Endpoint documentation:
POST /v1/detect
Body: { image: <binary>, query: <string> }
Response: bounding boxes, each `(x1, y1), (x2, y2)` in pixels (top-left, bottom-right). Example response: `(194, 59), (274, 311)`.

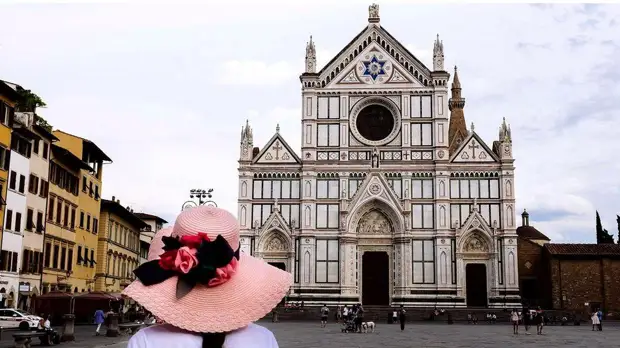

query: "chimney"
(112, 195), (115, 202)
(521, 209), (530, 227)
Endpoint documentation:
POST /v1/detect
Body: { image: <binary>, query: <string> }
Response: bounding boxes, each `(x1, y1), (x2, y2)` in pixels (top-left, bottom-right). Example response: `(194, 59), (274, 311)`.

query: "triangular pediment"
(319, 25), (432, 89)
(451, 132), (499, 163)
(347, 171), (403, 214)
(459, 207), (494, 236)
(253, 133), (301, 165)
(259, 207), (292, 236)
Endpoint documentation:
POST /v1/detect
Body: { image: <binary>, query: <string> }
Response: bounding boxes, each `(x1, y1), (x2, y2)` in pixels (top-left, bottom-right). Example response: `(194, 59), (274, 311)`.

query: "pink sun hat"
(123, 206), (292, 333)
(146, 226), (173, 261)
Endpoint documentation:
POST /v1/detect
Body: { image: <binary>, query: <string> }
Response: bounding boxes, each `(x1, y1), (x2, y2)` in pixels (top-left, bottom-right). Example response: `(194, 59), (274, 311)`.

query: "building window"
(60, 247), (67, 271)
(451, 239), (457, 284)
(50, 161), (79, 196)
(36, 211), (44, 232)
(70, 208), (76, 229)
(251, 204), (272, 228)
(33, 139), (40, 155)
(412, 240), (435, 284)
(11, 134), (32, 157)
(450, 204), (500, 228)
(93, 218), (98, 234)
(14, 212), (21, 232)
(450, 179), (500, 199)
(79, 211), (84, 228)
(410, 123), (433, 146)
(68, 249), (73, 271)
(252, 180), (300, 199)
(497, 239), (504, 285)
(250, 237), (255, 256)
(316, 204), (339, 229)
(278, 204), (300, 228)
(387, 178), (402, 198)
(316, 179), (339, 199)
(52, 245), (59, 269)
(0, 147), (9, 171)
(412, 179), (433, 199)
(315, 239), (339, 283)
(90, 249), (95, 268)
(44, 243), (51, 267)
(82, 176), (87, 192)
(42, 142), (49, 159)
(77, 246), (82, 265)
(94, 185), (99, 200)
(26, 209), (34, 231)
(0, 250), (19, 272)
(9, 170), (16, 190)
(28, 174), (38, 194)
(86, 214), (91, 231)
(5, 209), (12, 230)
(317, 124), (339, 147)
(294, 238), (300, 283)
(18, 174), (25, 194)
(55, 200), (62, 224)
(348, 179), (363, 199)
(39, 180), (48, 198)
(63, 204), (69, 228)
(411, 204), (434, 228)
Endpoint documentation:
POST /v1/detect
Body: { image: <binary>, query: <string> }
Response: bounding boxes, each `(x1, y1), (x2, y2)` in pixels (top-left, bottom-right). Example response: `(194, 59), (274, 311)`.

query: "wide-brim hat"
(122, 206), (292, 333)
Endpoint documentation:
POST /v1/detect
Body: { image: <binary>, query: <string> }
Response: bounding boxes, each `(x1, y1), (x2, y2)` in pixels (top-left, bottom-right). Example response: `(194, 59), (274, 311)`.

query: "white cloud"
(218, 61), (298, 85)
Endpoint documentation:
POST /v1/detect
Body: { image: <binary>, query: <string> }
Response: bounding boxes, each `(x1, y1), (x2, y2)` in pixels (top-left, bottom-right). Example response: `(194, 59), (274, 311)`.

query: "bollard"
(106, 313), (120, 337)
(61, 314), (76, 342)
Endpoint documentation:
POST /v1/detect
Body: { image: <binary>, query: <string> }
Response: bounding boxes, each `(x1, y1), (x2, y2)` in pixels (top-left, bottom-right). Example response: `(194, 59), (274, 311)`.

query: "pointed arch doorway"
(362, 251), (390, 305)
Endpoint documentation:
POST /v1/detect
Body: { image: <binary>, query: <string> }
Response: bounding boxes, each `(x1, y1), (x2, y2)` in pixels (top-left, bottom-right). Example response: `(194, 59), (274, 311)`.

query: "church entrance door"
(466, 263), (487, 307)
(268, 262), (286, 271)
(362, 252), (389, 305)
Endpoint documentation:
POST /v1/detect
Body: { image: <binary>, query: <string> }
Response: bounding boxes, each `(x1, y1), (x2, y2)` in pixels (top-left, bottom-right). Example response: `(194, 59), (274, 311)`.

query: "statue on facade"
(371, 148), (380, 168)
(369, 3), (380, 19)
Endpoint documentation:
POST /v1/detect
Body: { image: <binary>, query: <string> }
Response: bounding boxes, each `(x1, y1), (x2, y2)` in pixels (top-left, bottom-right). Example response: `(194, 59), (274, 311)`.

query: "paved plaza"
(1, 321), (617, 348)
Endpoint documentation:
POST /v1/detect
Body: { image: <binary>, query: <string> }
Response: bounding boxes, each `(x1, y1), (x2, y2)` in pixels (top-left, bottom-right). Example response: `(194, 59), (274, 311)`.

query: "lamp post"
(181, 188), (217, 211)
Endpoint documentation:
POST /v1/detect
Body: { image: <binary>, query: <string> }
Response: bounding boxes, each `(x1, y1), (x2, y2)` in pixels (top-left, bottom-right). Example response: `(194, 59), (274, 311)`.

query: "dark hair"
(201, 332), (226, 348)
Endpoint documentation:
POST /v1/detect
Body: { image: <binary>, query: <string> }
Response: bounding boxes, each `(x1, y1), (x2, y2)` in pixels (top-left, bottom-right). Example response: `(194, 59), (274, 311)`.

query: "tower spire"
(448, 66), (468, 155)
(305, 35), (316, 73)
(433, 34), (444, 71)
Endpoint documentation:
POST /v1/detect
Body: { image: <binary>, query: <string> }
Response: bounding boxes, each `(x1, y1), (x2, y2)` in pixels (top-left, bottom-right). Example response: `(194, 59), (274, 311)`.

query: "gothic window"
(411, 179), (433, 199)
(317, 124), (339, 147)
(450, 179), (500, 199)
(253, 180), (300, 199)
(410, 96), (432, 118)
(251, 204), (272, 228)
(497, 239), (504, 285)
(279, 204), (300, 228)
(348, 179), (363, 198)
(316, 204), (339, 229)
(387, 179), (402, 198)
(294, 238), (300, 283)
(411, 204), (434, 229)
(317, 179), (339, 199)
(315, 239), (339, 283)
(450, 204), (500, 228)
(317, 97), (339, 119)
(240, 181), (247, 197)
(410, 123), (432, 146)
(412, 240), (435, 284)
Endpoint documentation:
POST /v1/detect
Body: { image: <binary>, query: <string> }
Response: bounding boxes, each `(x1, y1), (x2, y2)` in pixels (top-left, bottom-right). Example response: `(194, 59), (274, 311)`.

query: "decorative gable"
(346, 171), (403, 214)
(318, 25), (433, 89)
(258, 205), (293, 237)
(451, 132), (498, 163)
(253, 133), (301, 165)
(457, 205), (497, 254)
(328, 44), (426, 89)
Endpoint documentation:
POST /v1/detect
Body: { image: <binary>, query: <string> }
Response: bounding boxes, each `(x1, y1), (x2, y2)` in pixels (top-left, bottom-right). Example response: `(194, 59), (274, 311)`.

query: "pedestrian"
(399, 305), (406, 331)
(535, 307), (544, 335)
(124, 207), (292, 348)
(596, 308), (603, 331)
(320, 304), (329, 328)
(523, 307), (531, 334)
(94, 308), (105, 336)
(510, 308), (519, 334)
(591, 311), (600, 331)
(392, 310), (398, 324)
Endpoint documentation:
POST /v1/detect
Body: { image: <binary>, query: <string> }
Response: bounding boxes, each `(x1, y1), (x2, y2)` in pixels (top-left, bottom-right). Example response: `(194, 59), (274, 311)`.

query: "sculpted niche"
(356, 210), (393, 235)
(463, 233), (488, 253)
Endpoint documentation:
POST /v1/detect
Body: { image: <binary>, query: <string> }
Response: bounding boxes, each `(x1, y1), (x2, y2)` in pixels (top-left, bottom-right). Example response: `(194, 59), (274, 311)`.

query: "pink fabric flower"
(208, 257), (239, 287)
(175, 247), (198, 274)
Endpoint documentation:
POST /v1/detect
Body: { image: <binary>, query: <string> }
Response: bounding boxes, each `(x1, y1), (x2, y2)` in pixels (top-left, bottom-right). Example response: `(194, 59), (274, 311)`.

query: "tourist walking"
(94, 308), (105, 336)
(535, 307), (544, 335)
(596, 308), (603, 331)
(320, 304), (329, 328)
(399, 305), (407, 331)
(510, 309), (519, 334)
(591, 311), (600, 331)
(124, 207), (293, 348)
(523, 307), (531, 334)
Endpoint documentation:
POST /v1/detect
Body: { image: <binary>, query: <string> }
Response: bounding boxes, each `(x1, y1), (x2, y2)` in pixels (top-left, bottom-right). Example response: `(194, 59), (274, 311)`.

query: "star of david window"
(362, 55), (387, 81)
(356, 104), (395, 142)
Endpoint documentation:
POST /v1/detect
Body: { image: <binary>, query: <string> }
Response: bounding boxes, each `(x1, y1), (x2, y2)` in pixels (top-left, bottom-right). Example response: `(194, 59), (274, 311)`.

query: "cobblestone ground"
(4, 321), (618, 347)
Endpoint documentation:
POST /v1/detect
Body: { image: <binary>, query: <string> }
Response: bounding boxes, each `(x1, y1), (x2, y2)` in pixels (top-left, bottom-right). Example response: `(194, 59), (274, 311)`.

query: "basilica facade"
(237, 5), (520, 308)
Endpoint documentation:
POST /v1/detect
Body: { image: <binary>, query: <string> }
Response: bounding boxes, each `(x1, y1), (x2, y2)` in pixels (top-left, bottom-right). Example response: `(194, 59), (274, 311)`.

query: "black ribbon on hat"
(133, 235), (240, 299)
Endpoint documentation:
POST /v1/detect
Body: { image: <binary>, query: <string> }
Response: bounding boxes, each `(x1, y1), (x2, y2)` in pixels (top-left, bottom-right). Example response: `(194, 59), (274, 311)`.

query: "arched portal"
(258, 229), (292, 272)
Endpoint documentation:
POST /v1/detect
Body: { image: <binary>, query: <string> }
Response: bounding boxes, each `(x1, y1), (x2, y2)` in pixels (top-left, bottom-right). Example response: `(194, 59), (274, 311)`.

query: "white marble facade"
(237, 5), (520, 308)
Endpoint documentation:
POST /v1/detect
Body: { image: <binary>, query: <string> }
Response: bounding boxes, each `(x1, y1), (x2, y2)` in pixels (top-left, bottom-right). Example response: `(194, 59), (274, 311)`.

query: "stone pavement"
(3, 321), (619, 347)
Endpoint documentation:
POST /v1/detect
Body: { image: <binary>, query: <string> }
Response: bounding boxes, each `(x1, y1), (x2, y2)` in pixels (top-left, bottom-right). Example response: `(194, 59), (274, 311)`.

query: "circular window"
(349, 97), (401, 146)
(356, 105), (395, 142)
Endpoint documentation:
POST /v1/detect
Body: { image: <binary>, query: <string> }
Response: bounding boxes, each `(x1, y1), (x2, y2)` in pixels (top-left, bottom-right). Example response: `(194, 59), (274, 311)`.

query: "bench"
(13, 331), (51, 348)
(119, 323), (143, 335)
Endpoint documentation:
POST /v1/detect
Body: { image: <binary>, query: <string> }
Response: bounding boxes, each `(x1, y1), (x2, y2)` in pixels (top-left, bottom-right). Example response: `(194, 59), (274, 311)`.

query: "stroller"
(341, 315), (357, 333)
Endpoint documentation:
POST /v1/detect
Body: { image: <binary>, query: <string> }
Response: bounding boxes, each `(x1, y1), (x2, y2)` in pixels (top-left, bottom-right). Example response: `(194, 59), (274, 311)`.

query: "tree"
(15, 87), (46, 113)
(596, 211), (614, 244)
(34, 115), (53, 132)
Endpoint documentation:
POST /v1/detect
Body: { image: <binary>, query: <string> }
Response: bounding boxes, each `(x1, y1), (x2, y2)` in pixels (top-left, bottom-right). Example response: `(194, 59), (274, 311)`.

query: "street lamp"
(181, 188), (217, 211)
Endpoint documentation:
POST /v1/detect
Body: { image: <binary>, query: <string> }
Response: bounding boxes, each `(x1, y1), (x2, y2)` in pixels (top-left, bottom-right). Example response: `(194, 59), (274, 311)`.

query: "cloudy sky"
(1, 1), (618, 242)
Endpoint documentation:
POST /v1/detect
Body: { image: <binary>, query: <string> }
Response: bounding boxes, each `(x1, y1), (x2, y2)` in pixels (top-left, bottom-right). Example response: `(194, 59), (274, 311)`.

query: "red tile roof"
(544, 243), (620, 256)
(517, 225), (550, 241)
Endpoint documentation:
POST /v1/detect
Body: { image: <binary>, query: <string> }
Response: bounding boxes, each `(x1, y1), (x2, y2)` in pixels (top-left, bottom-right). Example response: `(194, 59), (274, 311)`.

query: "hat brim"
(122, 252), (292, 333)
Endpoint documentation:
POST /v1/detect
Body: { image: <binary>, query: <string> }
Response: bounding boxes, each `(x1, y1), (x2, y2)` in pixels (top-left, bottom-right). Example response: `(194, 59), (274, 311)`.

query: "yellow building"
(95, 198), (147, 292)
(52, 130), (111, 292)
(0, 81), (18, 248)
(42, 145), (93, 292)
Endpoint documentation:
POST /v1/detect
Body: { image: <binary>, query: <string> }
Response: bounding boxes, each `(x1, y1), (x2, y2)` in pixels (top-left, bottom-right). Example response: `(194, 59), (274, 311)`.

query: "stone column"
(61, 314), (75, 342)
(340, 236), (358, 296)
(392, 236), (409, 296)
(106, 313), (120, 337)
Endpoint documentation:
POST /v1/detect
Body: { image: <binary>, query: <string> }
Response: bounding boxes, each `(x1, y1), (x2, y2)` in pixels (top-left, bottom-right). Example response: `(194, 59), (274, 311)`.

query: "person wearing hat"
(125, 207), (293, 348)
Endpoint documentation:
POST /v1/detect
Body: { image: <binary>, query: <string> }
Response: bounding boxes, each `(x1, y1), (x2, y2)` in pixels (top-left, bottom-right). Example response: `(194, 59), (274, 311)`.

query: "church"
(237, 4), (520, 308)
